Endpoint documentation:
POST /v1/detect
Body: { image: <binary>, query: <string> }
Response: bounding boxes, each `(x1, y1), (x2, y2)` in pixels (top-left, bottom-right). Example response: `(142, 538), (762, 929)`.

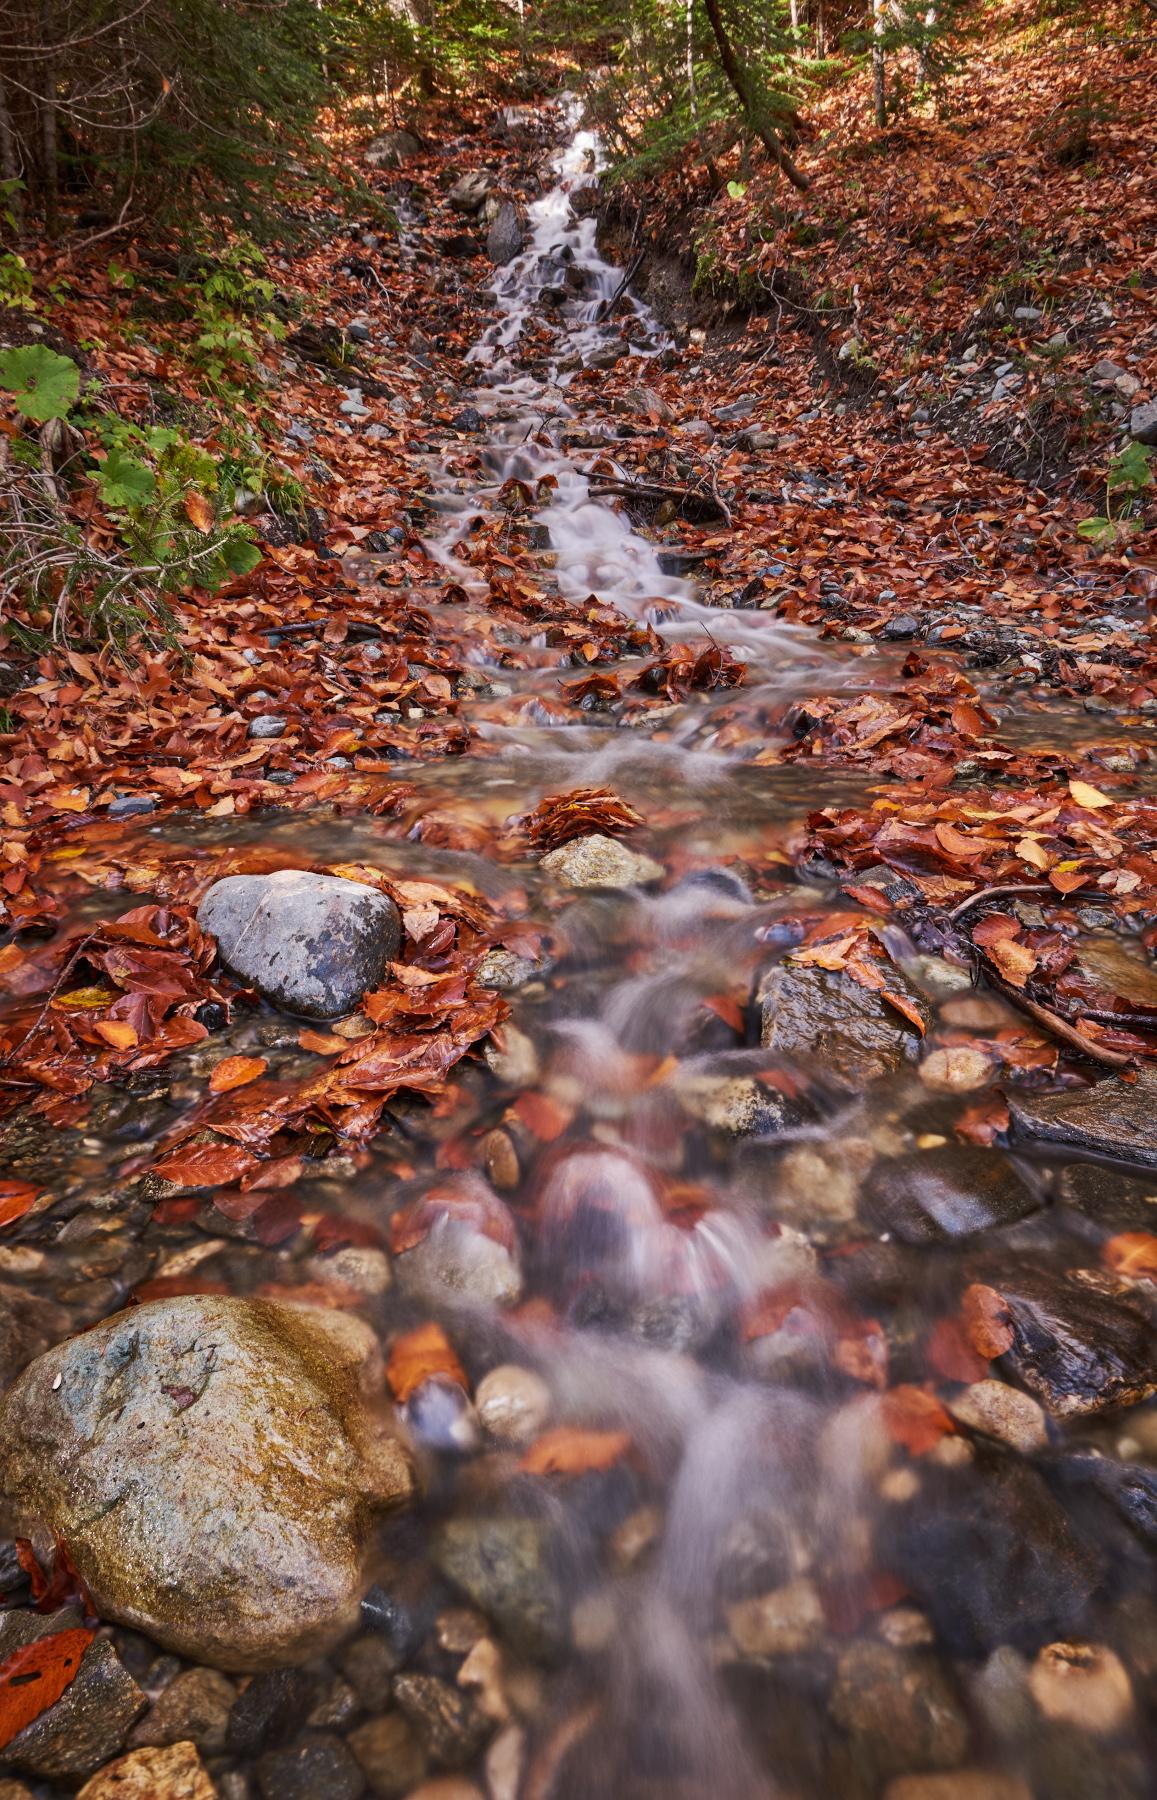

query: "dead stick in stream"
(587, 478), (731, 522)
(597, 252), (645, 321)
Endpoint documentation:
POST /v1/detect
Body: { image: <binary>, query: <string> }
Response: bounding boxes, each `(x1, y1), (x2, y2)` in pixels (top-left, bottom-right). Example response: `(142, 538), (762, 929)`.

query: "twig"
(996, 984), (1136, 1069)
(597, 251), (644, 321)
(948, 882), (1055, 921)
(587, 478), (730, 522)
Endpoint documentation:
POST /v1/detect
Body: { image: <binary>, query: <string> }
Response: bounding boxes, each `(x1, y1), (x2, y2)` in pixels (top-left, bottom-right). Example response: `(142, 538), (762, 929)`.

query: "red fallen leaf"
(132, 1276), (231, 1303)
(0, 1627), (95, 1750)
(926, 1316), (989, 1384)
(311, 1213), (382, 1254)
(209, 1055), (268, 1094)
(152, 1141), (259, 1188)
(954, 1095), (1009, 1146)
(16, 1537), (94, 1617)
(702, 994), (745, 1034)
(519, 785), (644, 853)
(971, 914), (1022, 947)
(1103, 1232), (1157, 1279)
(298, 1027), (346, 1054)
(386, 1321), (468, 1405)
(934, 822), (982, 860)
(820, 1570), (908, 1635)
(950, 701), (987, 738)
(93, 1019), (138, 1050)
(881, 987), (927, 1035)
(961, 1282), (1015, 1358)
(1049, 867), (1089, 895)
(984, 936), (1038, 988)
(511, 1089), (573, 1142)
(389, 1175), (516, 1256)
(880, 1385), (956, 1455)
(0, 1180), (45, 1229)
(521, 1427), (632, 1477)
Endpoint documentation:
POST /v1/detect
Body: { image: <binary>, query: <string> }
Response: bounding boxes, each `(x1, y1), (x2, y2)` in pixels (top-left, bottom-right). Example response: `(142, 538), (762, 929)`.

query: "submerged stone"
(758, 961), (929, 1086)
(198, 868), (401, 1019)
(861, 1147), (1041, 1245)
(991, 1270), (1157, 1418)
(433, 1517), (565, 1661)
(540, 833), (663, 890)
(1008, 1068), (1157, 1168)
(0, 1297), (414, 1669)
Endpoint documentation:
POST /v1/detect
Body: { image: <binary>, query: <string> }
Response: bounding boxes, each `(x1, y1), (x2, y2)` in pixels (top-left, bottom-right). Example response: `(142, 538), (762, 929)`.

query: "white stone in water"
(475, 1365), (551, 1444)
(919, 1046), (994, 1093)
(539, 832), (664, 890)
(395, 1215), (522, 1308)
(726, 1579), (825, 1658)
(1028, 1641), (1133, 1736)
(948, 1380), (1047, 1453)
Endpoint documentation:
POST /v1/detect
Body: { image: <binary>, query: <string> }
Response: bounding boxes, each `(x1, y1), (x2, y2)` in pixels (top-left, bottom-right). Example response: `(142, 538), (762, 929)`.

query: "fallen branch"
(586, 478), (732, 523)
(948, 882), (1055, 921)
(996, 984), (1136, 1070)
(597, 251), (644, 321)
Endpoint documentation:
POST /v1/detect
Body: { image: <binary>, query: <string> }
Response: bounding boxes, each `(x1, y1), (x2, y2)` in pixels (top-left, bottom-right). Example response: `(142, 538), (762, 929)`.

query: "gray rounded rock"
(0, 1296), (415, 1670)
(197, 869), (401, 1019)
(486, 202), (523, 267)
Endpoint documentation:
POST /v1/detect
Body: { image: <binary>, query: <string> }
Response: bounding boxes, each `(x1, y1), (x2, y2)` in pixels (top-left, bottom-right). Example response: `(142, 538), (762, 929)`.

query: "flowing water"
(3, 102), (1154, 1800)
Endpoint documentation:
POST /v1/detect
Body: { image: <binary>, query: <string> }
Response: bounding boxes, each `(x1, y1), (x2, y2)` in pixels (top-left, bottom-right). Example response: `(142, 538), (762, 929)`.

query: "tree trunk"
(686, 0), (698, 120)
(701, 0), (810, 189)
(0, 70), (23, 236)
(816, 0), (827, 57)
(40, 35), (59, 238)
(872, 0), (887, 129)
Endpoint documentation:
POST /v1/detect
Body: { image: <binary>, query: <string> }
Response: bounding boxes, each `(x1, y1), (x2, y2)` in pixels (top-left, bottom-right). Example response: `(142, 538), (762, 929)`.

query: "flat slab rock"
(1008, 1067), (1157, 1168)
(861, 1147), (1041, 1245)
(197, 869), (400, 1019)
(988, 1268), (1157, 1418)
(0, 1610), (145, 1780)
(0, 1296), (414, 1670)
(759, 961), (929, 1086)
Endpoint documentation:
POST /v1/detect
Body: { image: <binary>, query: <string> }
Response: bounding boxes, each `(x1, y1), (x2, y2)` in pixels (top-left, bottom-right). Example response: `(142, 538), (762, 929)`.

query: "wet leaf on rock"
(0, 1627), (95, 1750)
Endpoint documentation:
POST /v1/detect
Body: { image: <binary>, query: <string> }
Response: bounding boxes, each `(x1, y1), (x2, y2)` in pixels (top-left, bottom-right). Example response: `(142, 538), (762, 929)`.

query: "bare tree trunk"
(0, 69), (24, 236)
(40, 10), (59, 239)
(701, 0), (811, 189)
(686, 0), (698, 120)
(816, 0), (827, 56)
(917, 5), (937, 85)
(872, 0), (887, 129)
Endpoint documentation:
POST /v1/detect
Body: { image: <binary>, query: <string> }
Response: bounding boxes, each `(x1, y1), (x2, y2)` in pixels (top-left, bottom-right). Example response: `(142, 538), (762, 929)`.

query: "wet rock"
(0, 1297), (414, 1669)
(349, 1712), (429, 1796)
(198, 869), (401, 1019)
(393, 1674), (490, 1769)
(0, 1612), (146, 1781)
(476, 947), (545, 991)
(830, 1641), (970, 1783)
(394, 1208), (522, 1309)
(1028, 1640), (1132, 1735)
(1055, 1161), (1157, 1236)
(0, 1281), (70, 1395)
(1008, 1067), (1157, 1167)
(860, 1147), (1040, 1245)
(451, 407), (482, 433)
(486, 203), (523, 267)
(434, 1517), (564, 1661)
(227, 1669), (318, 1758)
(887, 1448), (1101, 1655)
(77, 1741), (216, 1800)
(1049, 1451), (1157, 1550)
(338, 1633), (398, 1711)
(758, 962), (929, 1086)
(540, 833), (664, 889)
(448, 171), (494, 215)
(991, 1268), (1156, 1417)
(884, 1777), (1031, 1800)
(726, 1579), (826, 1658)
(129, 1667), (235, 1755)
(366, 130), (421, 168)
(475, 1364), (551, 1444)
(257, 1731), (365, 1800)
(947, 1379), (1047, 1453)
(108, 795), (156, 820)
(678, 1073), (808, 1137)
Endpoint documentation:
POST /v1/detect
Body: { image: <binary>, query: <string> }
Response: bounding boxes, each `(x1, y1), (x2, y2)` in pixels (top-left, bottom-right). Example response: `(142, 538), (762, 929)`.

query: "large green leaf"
(0, 345), (79, 421)
(95, 447), (156, 510)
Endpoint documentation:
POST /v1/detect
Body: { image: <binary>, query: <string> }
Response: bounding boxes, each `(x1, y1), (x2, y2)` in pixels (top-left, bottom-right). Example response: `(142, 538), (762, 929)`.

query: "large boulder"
(759, 961), (929, 1086)
(448, 170), (494, 215)
(486, 202), (523, 267)
(365, 129), (421, 170)
(197, 869), (401, 1019)
(0, 1281), (70, 1396)
(0, 1297), (414, 1670)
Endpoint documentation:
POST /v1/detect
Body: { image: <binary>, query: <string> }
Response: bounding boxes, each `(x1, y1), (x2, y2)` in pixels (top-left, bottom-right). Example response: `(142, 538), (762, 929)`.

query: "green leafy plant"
(0, 253), (36, 313)
(0, 345), (80, 420)
(1078, 441), (1153, 547)
(191, 239), (286, 378)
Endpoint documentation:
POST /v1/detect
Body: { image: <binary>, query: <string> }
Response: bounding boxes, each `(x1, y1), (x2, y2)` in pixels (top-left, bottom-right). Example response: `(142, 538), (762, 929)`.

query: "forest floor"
(1, 3), (1157, 1798)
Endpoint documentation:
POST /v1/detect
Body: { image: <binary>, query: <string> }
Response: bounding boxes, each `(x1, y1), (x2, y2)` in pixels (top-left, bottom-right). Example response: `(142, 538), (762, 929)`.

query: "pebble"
(348, 1712), (428, 1797)
(76, 1742), (216, 1800)
(128, 1666), (236, 1755)
(257, 1731), (366, 1800)
(1028, 1641), (1133, 1735)
(475, 1364), (551, 1444)
(726, 1579), (826, 1658)
(830, 1641), (970, 1782)
(918, 1046), (993, 1093)
(539, 832), (664, 889)
(107, 795), (156, 819)
(948, 1380), (1047, 1453)
(248, 714), (287, 738)
(392, 1673), (490, 1768)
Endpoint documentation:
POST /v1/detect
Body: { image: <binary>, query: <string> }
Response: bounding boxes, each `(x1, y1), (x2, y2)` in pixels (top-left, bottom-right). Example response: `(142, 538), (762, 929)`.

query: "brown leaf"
(184, 491), (215, 533)
(209, 1055), (268, 1094)
(880, 1385), (956, 1456)
(386, 1322), (467, 1405)
(961, 1283), (1014, 1358)
(1103, 1232), (1157, 1279)
(521, 1427), (632, 1477)
(0, 1179), (46, 1229)
(152, 1141), (259, 1188)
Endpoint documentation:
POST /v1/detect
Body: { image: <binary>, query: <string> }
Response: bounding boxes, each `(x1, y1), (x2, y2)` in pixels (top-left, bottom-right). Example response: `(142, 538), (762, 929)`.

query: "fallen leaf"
(1069, 780), (1111, 810)
(209, 1054), (268, 1094)
(386, 1321), (467, 1404)
(94, 1019), (138, 1050)
(0, 1180), (46, 1229)
(521, 1427), (632, 1476)
(961, 1282), (1014, 1358)
(1103, 1232), (1157, 1279)
(0, 1628), (95, 1750)
(880, 1385), (956, 1456)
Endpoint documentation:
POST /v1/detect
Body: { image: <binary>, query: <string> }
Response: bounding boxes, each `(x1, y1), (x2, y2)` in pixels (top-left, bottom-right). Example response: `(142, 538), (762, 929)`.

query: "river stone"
(366, 129), (421, 169)
(197, 869), (401, 1018)
(349, 1712), (429, 1796)
(758, 962), (929, 1086)
(226, 1668), (316, 1757)
(0, 1611), (146, 1780)
(129, 1667), (236, 1755)
(539, 833), (664, 889)
(887, 1447), (1101, 1656)
(1054, 1161), (1157, 1237)
(1008, 1067), (1157, 1167)
(0, 1296), (414, 1670)
(448, 171), (494, 214)
(486, 202), (523, 266)
(830, 1641), (970, 1784)
(393, 1674), (490, 1768)
(77, 1742), (216, 1800)
(884, 1777), (1032, 1800)
(433, 1517), (565, 1661)
(989, 1269), (1156, 1418)
(0, 1281), (70, 1395)
(258, 1732), (365, 1800)
(860, 1147), (1040, 1245)
(1130, 399), (1157, 446)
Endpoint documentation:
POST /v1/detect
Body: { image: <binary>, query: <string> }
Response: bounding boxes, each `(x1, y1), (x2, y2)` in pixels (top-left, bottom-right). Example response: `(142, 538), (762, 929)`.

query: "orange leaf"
(0, 1180), (45, 1229)
(94, 1019), (138, 1050)
(935, 822), (982, 860)
(152, 1141), (259, 1188)
(1103, 1232), (1157, 1279)
(880, 1385), (956, 1456)
(926, 1316), (989, 1384)
(881, 987), (927, 1035)
(985, 937), (1038, 988)
(521, 1427), (632, 1477)
(298, 1028), (345, 1054)
(961, 1283), (1014, 1358)
(209, 1054), (267, 1094)
(511, 1089), (573, 1142)
(1068, 779), (1111, 810)
(0, 1628), (95, 1750)
(1049, 867), (1089, 894)
(386, 1321), (467, 1404)
(184, 491), (215, 533)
